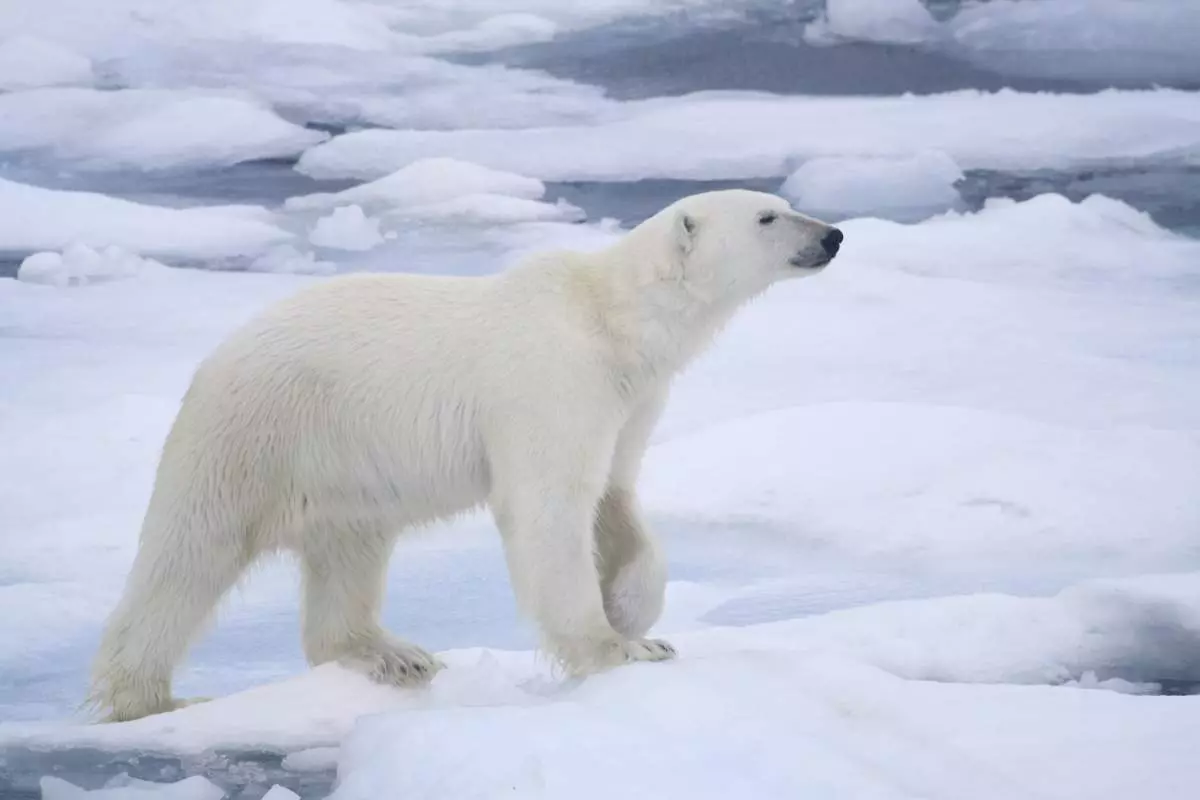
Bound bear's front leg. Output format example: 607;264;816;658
488;426;675;676
595;487;668;639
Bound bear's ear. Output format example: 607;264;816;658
675;211;698;257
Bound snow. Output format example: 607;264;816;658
295;88;1200;182
0;178;293;262
285;158;547;213
18;245;167;287
308;206;386;252
0;35;92;90
4;575;1199;799
781;150;964;218
0;89;326;172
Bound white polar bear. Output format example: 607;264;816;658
88;189;843;722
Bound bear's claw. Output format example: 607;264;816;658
337;638;443;688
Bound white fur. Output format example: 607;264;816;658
87;189;840;722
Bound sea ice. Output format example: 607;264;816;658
0;88;326;172
0;178;293;261
294;88;1200;182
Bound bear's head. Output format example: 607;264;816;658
665;189;842;301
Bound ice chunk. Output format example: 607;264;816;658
249;244;337;275
308;206;385;251
805;0;939;45
286;158;546;212
261;787;302;800
781;150;963;217
294;89;1200;182
0;88;326;171
281;747;339;772
40;774;224;800
0;178;292;260
0;35;91;90
17;245;167;287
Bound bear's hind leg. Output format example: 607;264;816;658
299;524;441;687
89;522;251;722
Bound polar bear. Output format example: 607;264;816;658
87;189;842;722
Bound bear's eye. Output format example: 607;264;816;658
758;212;777;226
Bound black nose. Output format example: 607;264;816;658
821;228;843;257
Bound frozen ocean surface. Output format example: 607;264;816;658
1;1;1199;798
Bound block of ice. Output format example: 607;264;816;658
308;206;386;251
781;150;963;216
805;0;939;45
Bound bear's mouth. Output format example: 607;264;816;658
790;253;833;269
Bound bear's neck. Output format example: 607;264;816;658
583;241;749;391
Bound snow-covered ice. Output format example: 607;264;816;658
18;245;167;287
807;0;1200;84
295;88;1200;182
781;151;964;218
0;178;293;262
0;89;326;172
285;158;547;213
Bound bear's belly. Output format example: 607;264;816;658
290;420;492;534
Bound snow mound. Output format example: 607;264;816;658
0;178;292;261
0;35;91;90
17;245;167;287
841;193;1200;288
308;206;386;251
286;158;546;212
781;150;963;217
0;88;326;172
294;89;1200;182
805;0;939;45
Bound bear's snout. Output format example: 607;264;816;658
821;228;844;258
